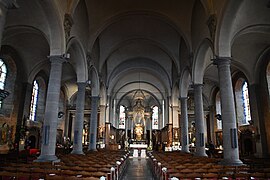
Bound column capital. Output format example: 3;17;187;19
0;0;18;9
91;96;100;100
77;82;87;88
179;97;188;100
48;55;68;64
212;56;231;66
191;83;204;88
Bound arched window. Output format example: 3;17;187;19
215;91;222;129
242;81;251;123
119;105;125;129
0;59;7;108
235;78;251;126
152;106;158;129
29;80;39;121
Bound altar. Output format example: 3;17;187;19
129;140;148;158
129;139;147;148
129;143;147;149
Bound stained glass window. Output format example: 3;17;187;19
242;81;251;124
0;59;7;108
152;106;158;129
119;105;125;129
215;91;222;129
29;80;39;121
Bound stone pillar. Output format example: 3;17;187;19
130;116;134;139
113;99;117;127
105;122;110;148
71;114;75;141
180;97;189;153
144;118;147;140
36;56;66;162
88;96;99;151
249;84;265;157
208;105;216;144
172;106;179;128
193;84;207;157
125;116;128;140
71;82;86;154
99;105;106;143
168;97;173;124
105;96;110;123
213;57;243;165
149;117;152;146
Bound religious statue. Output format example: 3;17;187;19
134;124;143;141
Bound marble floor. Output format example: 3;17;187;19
121;157;155;180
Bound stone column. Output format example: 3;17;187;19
88;96;99;151
180;97;189;153
125;116;128;140
113;99;117;127
36;56;66;162
208;105;216;144
193;84;207;157
249;84;265;157
149;117;152;146
168;97;173;124
71;82;86;154
130;116;134;139
105;122;110;148
71;114;75;141
172;106;179;128
99;105;106;143
213;57;242;165
144;118;147;140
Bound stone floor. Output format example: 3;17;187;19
121;157;154;180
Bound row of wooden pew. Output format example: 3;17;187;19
148;151;270;180
0;150;128;180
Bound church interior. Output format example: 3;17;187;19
0;0;270;179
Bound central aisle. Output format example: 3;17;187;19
121;157;154;180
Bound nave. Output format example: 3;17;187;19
1;150;270;180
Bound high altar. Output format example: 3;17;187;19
129;99;148;149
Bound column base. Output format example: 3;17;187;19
181;146;190;153
181;150;190;153
71;150;85;155
219;159;243;166
88;149;97;152
34;155;60;162
194;152;208;157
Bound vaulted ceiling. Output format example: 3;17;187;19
2;0;270;109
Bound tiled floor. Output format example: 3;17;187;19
121;157;154;180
